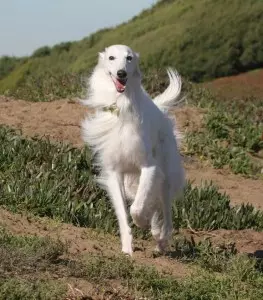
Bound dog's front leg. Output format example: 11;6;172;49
130;163;164;229
106;171;133;255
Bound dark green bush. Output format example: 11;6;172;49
32;46;51;58
0;56;21;80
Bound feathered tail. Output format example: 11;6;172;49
153;68;185;112
153;68;185;147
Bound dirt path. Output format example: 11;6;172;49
1;96;262;209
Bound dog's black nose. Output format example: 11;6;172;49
117;69;127;79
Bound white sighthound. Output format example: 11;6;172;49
81;44;186;256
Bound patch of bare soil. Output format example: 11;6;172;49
173;106;206;133
203;69;263;100
0;96;88;147
185;162;263;209
0;96;262;209
208;229;263;257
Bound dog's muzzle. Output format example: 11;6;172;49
110;71;127;93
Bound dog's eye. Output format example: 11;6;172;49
127;56;133;62
109;56;115;60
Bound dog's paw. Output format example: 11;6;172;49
122;246;133;256
154;239;168;254
121;232;133;256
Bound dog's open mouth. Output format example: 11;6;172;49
111;75;127;93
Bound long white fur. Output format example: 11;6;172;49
81;45;185;255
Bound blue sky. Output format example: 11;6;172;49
0;0;157;57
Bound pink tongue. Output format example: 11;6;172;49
114;79;125;92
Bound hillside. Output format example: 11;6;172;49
1;0;263;101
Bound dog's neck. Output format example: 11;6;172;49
117;81;142;120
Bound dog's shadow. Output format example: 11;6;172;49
164;248;197;260
164;247;263;274
248;250;263;273
250;250;263;259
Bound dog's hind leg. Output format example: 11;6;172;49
157;183;173;252
149;183;172;253
106;171;133;256
155;176;185;253
150;209;162;241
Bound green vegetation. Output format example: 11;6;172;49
79;245;263;300
185;86;263;176
0;228;67;299
1;0;263;100
0;56;25;80
1;228;263;300
1;125;263;234
0;280;66;300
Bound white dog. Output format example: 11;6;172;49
81;45;185;256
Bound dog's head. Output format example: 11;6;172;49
98;45;141;93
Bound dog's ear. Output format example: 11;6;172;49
98;52;105;59
133;52;141;79
98;48;107;60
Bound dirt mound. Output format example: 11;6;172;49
203;69;263;99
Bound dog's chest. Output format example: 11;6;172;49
103;122;145;171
